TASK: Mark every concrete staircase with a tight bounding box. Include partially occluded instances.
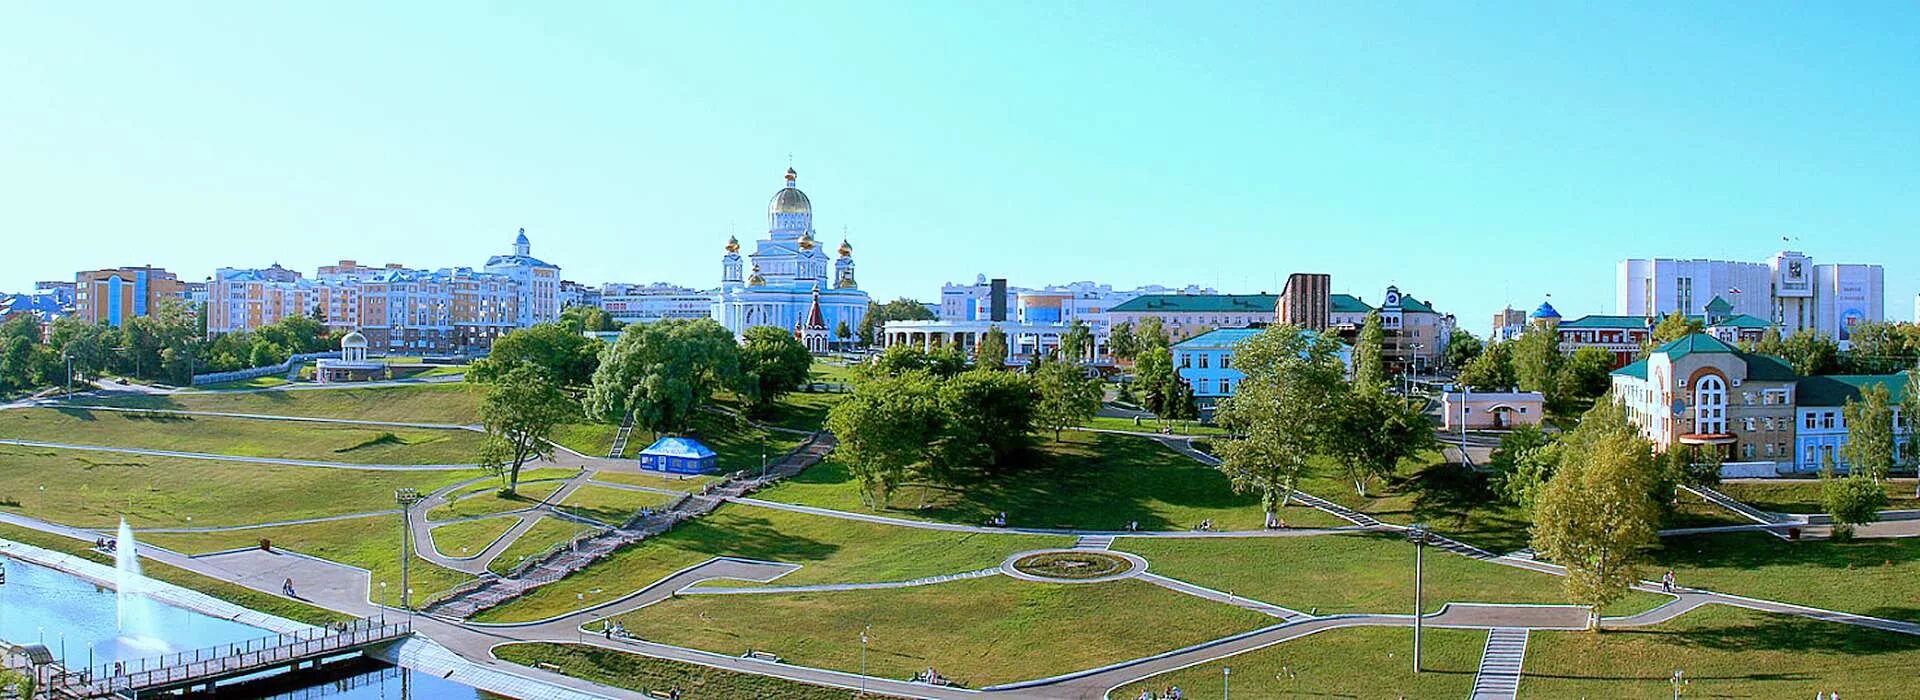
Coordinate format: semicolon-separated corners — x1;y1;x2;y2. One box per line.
606;412;635;459
1470;627;1529;699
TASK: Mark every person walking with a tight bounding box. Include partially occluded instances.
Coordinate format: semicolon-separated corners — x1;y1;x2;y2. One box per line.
1662;569;1676;593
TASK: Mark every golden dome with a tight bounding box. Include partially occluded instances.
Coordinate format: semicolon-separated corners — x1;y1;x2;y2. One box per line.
798;231;816;251
747;264;766;287
837;239;852;257
725;236;740;254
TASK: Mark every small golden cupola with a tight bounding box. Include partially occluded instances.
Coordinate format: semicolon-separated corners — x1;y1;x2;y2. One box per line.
798;230;816;251
838;239;852;257
747;263;766;287
725;235;740;254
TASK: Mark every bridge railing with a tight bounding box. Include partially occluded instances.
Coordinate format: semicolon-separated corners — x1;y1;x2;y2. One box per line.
50;615;410;694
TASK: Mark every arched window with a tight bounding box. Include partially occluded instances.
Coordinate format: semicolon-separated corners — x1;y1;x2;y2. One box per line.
1694;374;1727;434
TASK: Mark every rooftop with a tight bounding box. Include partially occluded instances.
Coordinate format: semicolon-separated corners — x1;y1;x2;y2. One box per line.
640;436;717;459
1108;294;1279;314
1797;374;1912;407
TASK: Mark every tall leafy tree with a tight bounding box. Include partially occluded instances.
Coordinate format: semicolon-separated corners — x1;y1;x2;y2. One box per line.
1213;325;1344;520
586;318;740;435
1823;473;1888;539
1109;321;1139;362
834;320;853;348
1058;321;1093;364
1350;311;1387;395
866;344;965;379
1134;345;1178;416
1559;347;1617;404
479;365;577;495
1841;321;1919;374
471;322;600;386
1134;317;1168;351
1457;341;1516;391
1445;330;1484;370
857;297;936;347
933;369;1036;474
1511;326;1562;397
558;305;617;334
1531;400;1661;629
1751;325;1785;357
1841;383;1896;481
1324;389;1436;496
1489;424;1556;507
1779;329;1842;376
1033;357;1101;441
1645;312;1704;351
975;326;1010;370
737;326;814;413
825;371;943;508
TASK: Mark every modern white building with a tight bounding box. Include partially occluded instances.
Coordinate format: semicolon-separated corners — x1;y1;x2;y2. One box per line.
1617;250;1882;344
600;283;712;325
938;276;1214;332
712;167;869;343
879;318;1108;362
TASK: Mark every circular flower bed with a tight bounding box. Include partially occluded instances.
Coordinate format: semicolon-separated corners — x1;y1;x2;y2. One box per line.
1011;551;1133;580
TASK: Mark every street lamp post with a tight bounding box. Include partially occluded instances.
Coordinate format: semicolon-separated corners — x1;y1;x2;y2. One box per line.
395;488;422;615
860;625;871;697
1223;665;1230;700
1407;523;1431;673
1671;668;1686;699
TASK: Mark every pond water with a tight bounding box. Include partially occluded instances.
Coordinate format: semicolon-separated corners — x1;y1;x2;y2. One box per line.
0;555;489;699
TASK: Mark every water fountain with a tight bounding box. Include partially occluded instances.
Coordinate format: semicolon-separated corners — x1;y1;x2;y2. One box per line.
113;519;167;652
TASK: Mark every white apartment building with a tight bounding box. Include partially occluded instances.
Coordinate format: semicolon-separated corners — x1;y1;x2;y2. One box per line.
599;282;714;324
1618;250;1883;344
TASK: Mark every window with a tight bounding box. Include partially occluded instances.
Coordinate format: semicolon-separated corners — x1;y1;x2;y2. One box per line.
1806;413;1817;430
1824;412;1837;430
1196;378;1211;394
1764;443;1776;457
1693;374;1727;434
1221;355;1231;369
1743;444;1755;460
1742;417;1755;432
1179;354;1190;369
1743;392;1755;406
1218;378;1231;394
1198;355;1210;369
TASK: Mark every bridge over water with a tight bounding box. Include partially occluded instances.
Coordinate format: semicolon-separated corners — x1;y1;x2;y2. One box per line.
46;616;411;698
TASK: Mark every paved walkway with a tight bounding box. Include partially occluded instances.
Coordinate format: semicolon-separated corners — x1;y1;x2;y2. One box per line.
412;471;602;575
28;403;483;431
1469;628;1528;699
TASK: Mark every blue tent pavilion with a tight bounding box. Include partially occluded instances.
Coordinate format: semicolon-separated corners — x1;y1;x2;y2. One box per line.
637;436;719;475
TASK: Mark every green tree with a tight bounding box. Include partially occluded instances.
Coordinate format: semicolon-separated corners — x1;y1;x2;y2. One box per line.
1489;424;1556;507
1134;345;1178;416
1751;325;1785;357
866;345;965;379
1841;383;1896;481
834;320;853;348
1135;316;1168;351
1213;325;1345;522
1823;474;1887;539
558;305;617;334
825;371;943;508
933;369;1036;474
1109;321;1139;362
1350;310;1387;395
1445;331;1484;370
479;365;578;495
1457;341;1516;391
471;322;601;386
976;326;1010;369
857;297;936;347
1324;389;1436;496
1559;347;1617;404
586;318;739;436
1033;357;1101;441
1903;371;1920;483
1058;321;1093;363
1779;329;1842;376
737;325;814;413
1511;326;1562;397
1531;401;1662;629
0;335;31;391
1841;321;1918;374
1645;312;1704;351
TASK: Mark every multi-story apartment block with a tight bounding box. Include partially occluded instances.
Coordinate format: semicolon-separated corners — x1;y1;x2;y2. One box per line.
353;267;520;354
485;229;562;327
1618;250;1882;345
208;264;312;335
75;266;188;327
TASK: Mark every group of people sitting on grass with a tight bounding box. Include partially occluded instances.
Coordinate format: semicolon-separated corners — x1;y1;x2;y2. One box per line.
601;620;629;639
92;537;119;552
912;667;950;686
1136;685;1184;699
987;512;1008;527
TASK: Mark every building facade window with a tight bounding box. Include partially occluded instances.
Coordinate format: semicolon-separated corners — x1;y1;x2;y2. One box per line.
1693;374;1727;434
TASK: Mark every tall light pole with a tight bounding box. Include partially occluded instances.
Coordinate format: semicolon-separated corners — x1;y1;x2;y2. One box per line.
395;488;422;615
1670;668;1686;699
1222;665;1231;700
1408;523;1430;673
859;625;870;697
62;351;75;399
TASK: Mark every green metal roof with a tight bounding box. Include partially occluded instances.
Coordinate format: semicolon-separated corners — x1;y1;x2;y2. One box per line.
1560;314;1651;330
1612;357;1650;379
1108;294;1279;314
1708;314;1773;330
1704;296;1734;313
1329;294;1372;313
1654;333;1738;359
1797;374;1912;407
1738;352;1799;382
1397;294;1438;313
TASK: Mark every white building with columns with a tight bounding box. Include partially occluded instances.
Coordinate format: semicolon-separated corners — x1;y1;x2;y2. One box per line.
712;167;869;343
880;318;1108;364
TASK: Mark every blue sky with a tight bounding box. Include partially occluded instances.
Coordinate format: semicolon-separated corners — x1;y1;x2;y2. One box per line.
3;2;1916;330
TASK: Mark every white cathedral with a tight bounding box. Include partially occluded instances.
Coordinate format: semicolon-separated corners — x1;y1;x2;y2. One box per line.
712;167;869;346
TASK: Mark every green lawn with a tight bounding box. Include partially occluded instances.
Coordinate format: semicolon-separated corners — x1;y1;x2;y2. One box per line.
548;422;621;458
0;445;484;528
141;515;473;605
1666;488;1758;529
1524;605;1920;697
431;516;519;558
494;643;893;699
758;431;1347;531
196;375;292;390
487;516;597;576
617;577;1270;688
1657;532;1920;622
1717;478;1920;514
0;523;351;626
591;470;715;491
1290;451;1542;553
557;485;676;525
0;408;486;465
1118;533;1668;617
476;503;1069;623
808;359;860;387
425;476;572;521
73;382;486;424
1082;414;1227;436
1114;625;1484;699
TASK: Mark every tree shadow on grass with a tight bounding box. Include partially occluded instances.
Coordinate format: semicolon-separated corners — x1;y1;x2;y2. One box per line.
1655;532;1920;573
670;514;841;564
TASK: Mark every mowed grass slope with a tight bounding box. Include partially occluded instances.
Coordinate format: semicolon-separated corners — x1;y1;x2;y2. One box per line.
0;408;485;465
494;643;901;700
71;383;486;424
1658;532;1920;622
1524;605;1920;697
758;430;1345;531
477;504;1069;623
1716;478;1920;514
141;515;472;603
1118;533;1669;616
0;446;483;528
1114;625;1484;699
488;517;597;576
430;517;519;558
616;577;1272;687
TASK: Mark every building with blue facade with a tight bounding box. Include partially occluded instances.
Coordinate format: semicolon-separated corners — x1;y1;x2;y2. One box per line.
637;436;719;475
1171;328;1353;419
1793;374;1910;472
